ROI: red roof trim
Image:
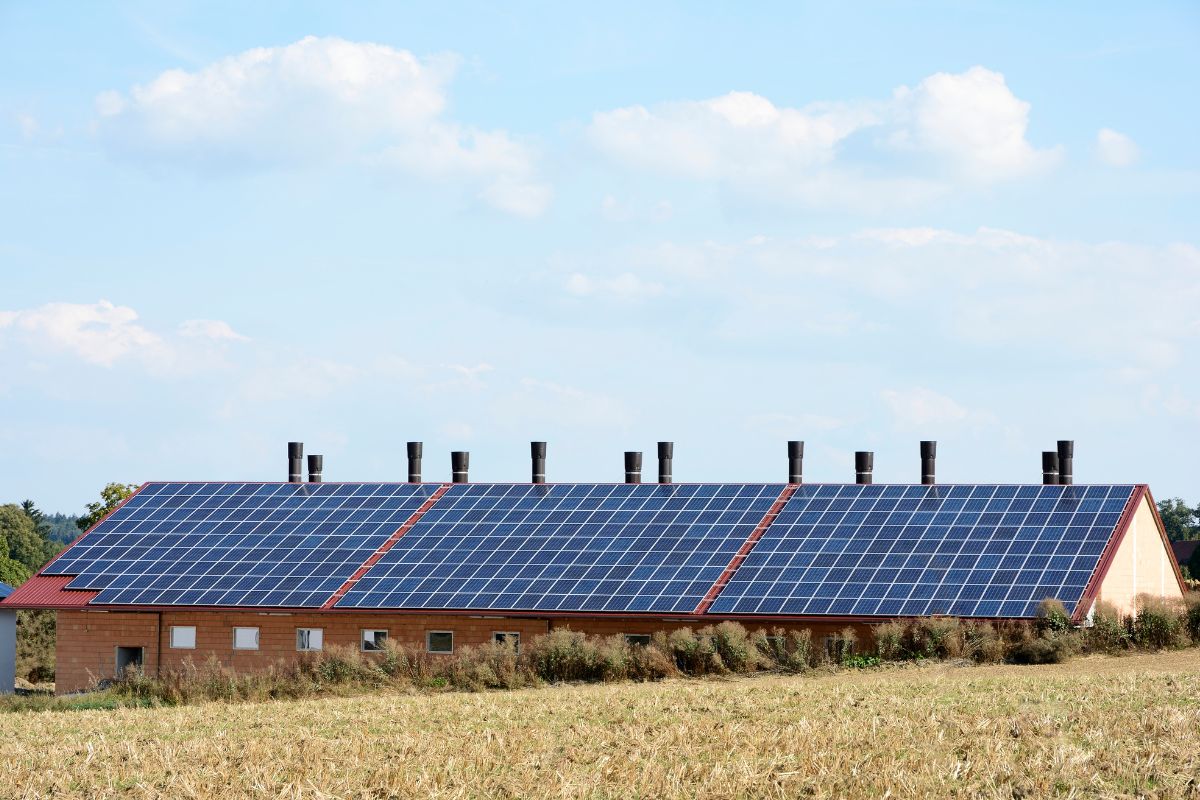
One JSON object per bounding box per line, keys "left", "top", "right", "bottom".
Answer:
{"left": 695, "top": 483, "right": 796, "bottom": 614}
{"left": 1, "top": 576, "right": 98, "bottom": 609}
{"left": 324, "top": 484, "right": 451, "bottom": 609}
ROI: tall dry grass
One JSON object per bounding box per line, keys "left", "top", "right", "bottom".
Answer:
{"left": 0, "top": 651, "right": 1195, "bottom": 799}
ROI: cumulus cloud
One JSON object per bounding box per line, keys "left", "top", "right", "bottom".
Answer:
{"left": 0, "top": 300, "right": 249, "bottom": 371}
{"left": 1095, "top": 128, "right": 1140, "bottom": 167}
{"left": 565, "top": 272, "right": 664, "bottom": 301}
{"left": 881, "top": 387, "right": 994, "bottom": 430}
{"left": 178, "top": 319, "right": 249, "bottom": 341}
{"left": 587, "top": 66, "right": 1057, "bottom": 207}
{"left": 94, "top": 36, "right": 549, "bottom": 216}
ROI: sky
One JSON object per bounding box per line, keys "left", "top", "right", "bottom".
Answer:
{"left": 1, "top": 2, "right": 1198, "bottom": 512}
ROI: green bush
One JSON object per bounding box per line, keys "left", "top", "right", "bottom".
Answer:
{"left": 1035, "top": 598, "right": 1072, "bottom": 634}
{"left": 705, "top": 622, "right": 759, "bottom": 673}
{"left": 912, "top": 617, "right": 959, "bottom": 659}
{"left": 1085, "top": 602, "right": 1130, "bottom": 654}
{"left": 1006, "top": 625, "right": 1077, "bottom": 665}
{"left": 1184, "top": 595, "right": 1200, "bottom": 643}
{"left": 1131, "top": 595, "right": 1186, "bottom": 649}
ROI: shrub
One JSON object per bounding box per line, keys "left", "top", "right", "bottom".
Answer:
{"left": 1085, "top": 602, "right": 1130, "bottom": 654}
{"left": 1006, "top": 625, "right": 1077, "bottom": 665}
{"left": 707, "top": 622, "right": 759, "bottom": 673}
{"left": 666, "top": 628, "right": 726, "bottom": 676}
{"left": 1184, "top": 594, "right": 1200, "bottom": 643}
{"left": 958, "top": 621, "right": 1005, "bottom": 664}
{"left": 872, "top": 621, "right": 907, "bottom": 661}
{"left": 912, "top": 617, "right": 959, "bottom": 659}
{"left": 525, "top": 628, "right": 600, "bottom": 683}
{"left": 1035, "top": 598, "right": 1072, "bottom": 634}
{"left": 1131, "top": 595, "right": 1186, "bottom": 649}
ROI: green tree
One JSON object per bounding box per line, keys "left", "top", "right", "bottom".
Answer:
{"left": 0, "top": 504, "right": 57, "bottom": 573}
{"left": 1157, "top": 498, "right": 1200, "bottom": 542}
{"left": 76, "top": 482, "right": 139, "bottom": 532}
{"left": 20, "top": 499, "right": 50, "bottom": 538}
{"left": 0, "top": 555, "right": 31, "bottom": 586}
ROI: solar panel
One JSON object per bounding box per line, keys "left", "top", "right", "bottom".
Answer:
{"left": 708, "top": 483, "right": 1136, "bottom": 619}
{"left": 337, "top": 482, "right": 783, "bottom": 613}
{"left": 45, "top": 482, "right": 441, "bottom": 607}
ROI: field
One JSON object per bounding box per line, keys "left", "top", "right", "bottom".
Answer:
{"left": 1, "top": 651, "right": 1197, "bottom": 799}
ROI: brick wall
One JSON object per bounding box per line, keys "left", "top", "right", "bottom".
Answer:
{"left": 56, "top": 610, "right": 877, "bottom": 693}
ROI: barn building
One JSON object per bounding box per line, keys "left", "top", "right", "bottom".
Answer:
{"left": 0, "top": 440, "right": 1186, "bottom": 694}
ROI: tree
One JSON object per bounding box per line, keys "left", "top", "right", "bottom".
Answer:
{"left": 0, "top": 504, "right": 57, "bottom": 573}
{"left": 76, "top": 482, "right": 140, "bottom": 532}
{"left": 1156, "top": 498, "right": 1200, "bottom": 542}
{"left": 20, "top": 499, "right": 50, "bottom": 539}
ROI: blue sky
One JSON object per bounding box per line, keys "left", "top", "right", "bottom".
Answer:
{"left": 1, "top": 2, "right": 1197, "bottom": 511}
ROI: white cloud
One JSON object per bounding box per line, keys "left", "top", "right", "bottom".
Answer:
{"left": 565, "top": 272, "right": 664, "bottom": 301}
{"left": 511, "top": 378, "right": 633, "bottom": 429}
{"left": 16, "top": 112, "right": 38, "bottom": 140}
{"left": 882, "top": 387, "right": 978, "bottom": 430}
{"left": 95, "top": 36, "right": 549, "bottom": 216}
{"left": 178, "top": 319, "right": 249, "bottom": 341}
{"left": 1095, "top": 128, "right": 1140, "bottom": 167}
{"left": 890, "top": 66, "right": 1060, "bottom": 179}
{"left": 587, "top": 66, "right": 1056, "bottom": 207}
{"left": 0, "top": 300, "right": 168, "bottom": 367}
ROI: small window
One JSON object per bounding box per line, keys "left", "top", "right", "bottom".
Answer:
{"left": 170, "top": 626, "right": 196, "bottom": 649}
{"left": 493, "top": 631, "right": 520, "bottom": 652}
{"left": 624, "top": 634, "right": 651, "bottom": 647}
{"left": 233, "top": 627, "right": 260, "bottom": 650}
{"left": 361, "top": 629, "right": 389, "bottom": 651}
{"left": 427, "top": 631, "right": 454, "bottom": 653}
{"left": 296, "top": 628, "right": 323, "bottom": 651}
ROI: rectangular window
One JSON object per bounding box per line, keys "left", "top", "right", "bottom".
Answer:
{"left": 233, "top": 627, "right": 260, "bottom": 650}
{"left": 170, "top": 626, "right": 197, "bottom": 649}
{"left": 296, "top": 628, "right": 323, "bottom": 652}
{"left": 493, "top": 631, "right": 520, "bottom": 652}
{"left": 361, "top": 629, "right": 389, "bottom": 651}
{"left": 427, "top": 631, "right": 454, "bottom": 653}
{"left": 624, "top": 634, "right": 651, "bottom": 647}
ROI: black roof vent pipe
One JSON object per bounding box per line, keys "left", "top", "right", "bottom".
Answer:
{"left": 451, "top": 451, "right": 469, "bottom": 483}
{"left": 855, "top": 451, "right": 874, "bottom": 485}
{"left": 288, "top": 442, "right": 304, "bottom": 483}
{"left": 788, "top": 441, "right": 804, "bottom": 484}
{"left": 920, "top": 441, "right": 936, "bottom": 485}
{"left": 531, "top": 441, "right": 546, "bottom": 484}
{"left": 624, "top": 451, "right": 642, "bottom": 484}
{"left": 307, "top": 454, "right": 323, "bottom": 483}
{"left": 407, "top": 442, "right": 423, "bottom": 483}
{"left": 1042, "top": 451, "right": 1059, "bottom": 485}
{"left": 1057, "top": 440, "right": 1074, "bottom": 485}
{"left": 657, "top": 442, "right": 673, "bottom": 484}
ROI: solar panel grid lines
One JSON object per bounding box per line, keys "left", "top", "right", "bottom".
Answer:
{"left": 707, "top": 483, "right": 1138, "bottom": 619}
{"left": 45, "top": 481, "right": 444, "bottom": 608}
{"left": 336, "top": 482, "right": 783, "bottom": 613}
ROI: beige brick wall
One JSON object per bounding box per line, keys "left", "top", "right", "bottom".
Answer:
{"left": 1097, "top": 494, "right": 1185, "bottom": 616}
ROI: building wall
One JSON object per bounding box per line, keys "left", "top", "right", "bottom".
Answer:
{"left": 0, "top": 610, "right": 15, "bottom": 694}
{"left": 54, "top": 610, "right": 877, "bottom": 694}
{"left": 1097, "top": 494, "right": 1185, "bottom": 616}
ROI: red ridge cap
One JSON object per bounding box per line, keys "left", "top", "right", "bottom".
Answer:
{"left": 321, "top": 484, "right": 451, "bottom": 609}
{"left": 694, "top": 483, "right": 798, "bottom": 615}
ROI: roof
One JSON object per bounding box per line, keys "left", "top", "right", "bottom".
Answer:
{"left": 0, "top": 582, "right": 11, "bottom": 601}
{"left": 0, "top": 480, "right": 1153, "bottom": 622}
{"left": 1171, "top": 540, "right": 1199, "bottom": 566}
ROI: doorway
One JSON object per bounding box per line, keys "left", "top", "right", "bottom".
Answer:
{"left": 115, "top": 646, "right": 144, "bottom": 677}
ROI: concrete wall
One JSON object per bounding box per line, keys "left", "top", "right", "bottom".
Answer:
{"left": 1097, "top": 494, "right": 1185, "bottom": 616}
{"left": 0, "top": 610, "right": 14, "bottom": 694}
{"left": 54, "top": 609, "right": 871, "bottom": 694}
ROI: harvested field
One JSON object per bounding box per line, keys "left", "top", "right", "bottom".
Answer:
{"left": 2, "top": 651, "right": 1197, "bottom": 799}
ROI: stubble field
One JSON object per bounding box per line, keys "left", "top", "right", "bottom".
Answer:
{"left": 1, "top": 650, "right": 1197, "bottom": 799}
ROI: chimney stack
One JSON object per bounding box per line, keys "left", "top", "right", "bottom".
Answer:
{"left": 288, "top": 442, "right": 304, "bottom": 483}
{"left": 407, "top": 441, "right": 423, "bottom": 483}
{"left": 1042, "top": 451, "right": 1059, "bottom": 485}
{"left": 788, "top": 441, "right": 804, "bottom": 484}
{"left": 451, "top": 451, "right": 470, "bottom": 483}
{"left": 855, "top": 451, "right": 874, "bottom": 485}
{"left": 1057, "top": 440, "right": 1074, "bottom": 486}
{"left": 624, "top": 451, "right": 642, "bottom": 484}
{"left": 657, "top": 442, "right": 674, "bottom": 484}
{"left": 920, "top": 441, "right": 936, "bottom": 485}
{"left": 530, "top": 441, "right": 546, "bottom": 484}
{"left": 307, "top": 454, "right": 323, "bottom": 483}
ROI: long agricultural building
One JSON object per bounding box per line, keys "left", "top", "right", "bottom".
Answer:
{"left": 1, "top": 440, "right": 1186, "bottom": 693}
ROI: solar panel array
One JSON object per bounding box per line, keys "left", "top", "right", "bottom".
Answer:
{"left": 708, "top": 483, "right": 1136, "bottom": 618}
{"left": 337, "top": 482, "right": 781, "bottom": 613}
{"left": 44, "top": 482, "right": 441, "bottom": 607}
